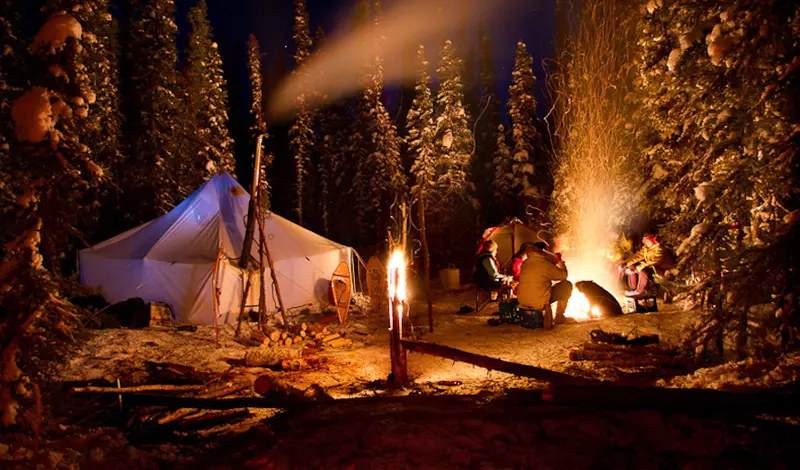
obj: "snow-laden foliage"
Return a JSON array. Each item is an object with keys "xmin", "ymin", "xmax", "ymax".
[
  {"xmin": 352, "ymin": 3, "xmax": 406, "ymax": 247},
  {"xmin": 124, "ymin": 0, "xmax": 185, "ymax": 221},
  {"xmin": 289, "ymin": 0, "xmax": 314, "ymax": 226},
  {"xmin": 406, "ymin": 45, "xmax": 436, "ymax": 201},
  {"xmin": 32, "ymin": 13, "xmax": 82, "ymax": 54},
  {"xmin": 636, "ymin": 0, "xmax": 800, "ymax": 358},
  {"xmin": 247, "ymin": 34, "xmax": 271, "ymax": 211},
  {"xmin": 506, "ymin": 41, "xmax": 538, "ymax": 200},
  {"xmin": 45, "ymin": 0, "xmax": 122, "ymax": 246},
  {"xmin": 1, "ymin": 3, "xmax": 107, "ymax": 427},
  {"xmin": 433, "ymin": 40, "xmax": 473, "ymax": 199},
  {"xmin": 186, "ymin": 0, "xmax": 235, "ymax": 179},
  {"xmin": 492, "ymin": 124, "xmax": 513, "ymax": 204},
  {"xmin": 473, "ymin": 30, "xmax": 502, "ymax": 224}
]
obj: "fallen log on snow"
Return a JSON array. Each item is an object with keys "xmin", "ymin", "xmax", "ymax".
[
  {"xmin": 71, "ymin": 384, "xmax": 204, "ymax": 394},
  {"xmin": 161, "ymin": 409, "xmax": 251, "ymax": 432},
  {"xmin": 155, "ymin": 380, "xmax": 252, "ymax": 425},
  {"xmin": 111, "ymin": 388, "xmax": 800, "ymax": 417},
  {"xmin": 400, "ymin": 340, "xmax": 598, "ymax": 385}
]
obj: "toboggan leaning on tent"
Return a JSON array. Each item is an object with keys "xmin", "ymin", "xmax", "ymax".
[{"xmin": 79, "ymin": 173, "xmax": 355, "ymax": 324}]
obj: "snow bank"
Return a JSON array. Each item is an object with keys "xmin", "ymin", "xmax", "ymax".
[
  {"xmin": 33, "ymin": 14, "xmax": 82, "ymax": 55},
  {"xmin": 11, "ymin": 87, "xmax": 55, "ymax": 143},
  {"xmin": 663, "ymin": 352, "xmax": 800, "ymax": 390}
]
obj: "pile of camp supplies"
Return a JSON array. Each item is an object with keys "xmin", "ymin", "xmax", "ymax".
[{"xmin": 488, "ymin": 299, "xmax": 547, "ymax": 329}]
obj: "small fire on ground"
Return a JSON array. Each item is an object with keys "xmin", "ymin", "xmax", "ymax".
[
  {"xmin": 560, "ymin": 255, "xmax": 623, "ymax": 322},
  {"xmin": 387, "ymin": 249, "xmax": 407, "ymax": 330},
  {"xmin": 564, "ymin": 289, "xmax": 603, "ymax": 322}
]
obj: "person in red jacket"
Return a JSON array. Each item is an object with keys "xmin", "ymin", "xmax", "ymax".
[{"xmin": 509, "ymin": 243, "xmax": 535, "ymax": 281}]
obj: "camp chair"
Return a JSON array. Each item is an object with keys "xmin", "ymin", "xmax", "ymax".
[{"xmin": 476, "ymin": 286, "xmax": 494, "ymax": 312}]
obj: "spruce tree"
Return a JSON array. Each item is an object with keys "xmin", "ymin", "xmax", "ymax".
[
  {"xmin": 186, "ymin": 0, "xmax": 235, "ymax": 178},
  {"xmin": 492, "ymin": 124, "xmax": 513, "ymax": 206},
  {"xmin": 247, "ymin": 34, "xmax": 271, "ymax": 209},
  {"xmin": 351, "ymin": 2, "xmax": 406, "ymax": 246},
  {"xmin": 125, "ymin": 0, "xmax": 185, "ymax": 221},
  {"xmin": 474, "ymin": 30, "xmax": 502, "ymax": 223},
  {"xmin": 507, "ymin": 41, "xmax": 538, "ymax": 201},
  {"xmin": 433, "ymin": 40, "xmax": 473, "ymax": 197},
  {"xmin": 289, "ymin": 0, "xmax": 315, "ymax": 225},
  {"xmin": 636, "ymin": 0, "xmax": 800, "ymax": 358},
  {"xmin": 406, "ymin": 45, "xmax": 436, "ymax": 329},
  {"xmin": 1, "ymin": 7, "xmax": 106, "ymax": 424},
  {"xmin": 407, "ymin": 46, "xmax": 436, "ymax": 203},
  {"xmin": 43, "ymin": 0, "xmax": 121, "ymax": 243}
]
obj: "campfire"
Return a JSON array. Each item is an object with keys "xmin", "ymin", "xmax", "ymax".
[
  {"xmin": 564, "ymin": 290, "xmax": 603, "ymax": 321},
  {"xmin": 559, "ymin": 252, "xmax": 624, "ymax": 322}
]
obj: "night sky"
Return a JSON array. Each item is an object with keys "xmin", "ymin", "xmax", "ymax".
[{"xmin": 174, "ymin": 0, "xmax": 557, "ymax": 122}]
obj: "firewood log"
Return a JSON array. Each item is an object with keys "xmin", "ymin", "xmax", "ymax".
[
  {"xmin": 300, "ymin": 330, "xmax": 307, "ymax": 339},
  {"xmin": 250, "ymin": 329, "xmax": 267, "ymax": 342},
  {"xmin": 284, "ymin": 338, "xmax": 293, "ymax": 346},
  {"xmin": 323, "ymin": 333, "xmax": 341, "ymax": 343},
  {"xmin": 301, "ymin": 322, "xmax": 308, "ymax": 332},
  {"xmin": 327, "ymin": 338, "xmax": 352, "ymax": 348},
  {"xmin": 281, "ymin": 332, "xmax": 289, "ymax": 340},
  {"xmin": 293, "ymin": 336, "xmax": 302, "ymax": 344},
  {"xmin": 269, "ymin": 329, "xmax": 282, "ymax": 343},
  {"xmin": 244, "ymin": 347, "xmax": 301, "ymax": 368}
]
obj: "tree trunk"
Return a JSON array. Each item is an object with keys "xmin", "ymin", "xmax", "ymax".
[{"xmin": 419, "ymin": 192, "xmax": 433, "ymax": 333}]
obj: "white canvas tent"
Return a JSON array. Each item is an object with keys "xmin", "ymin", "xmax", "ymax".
[{"xmin": 79, "ymin": 173, "xmax": 354, "ymax": 324}]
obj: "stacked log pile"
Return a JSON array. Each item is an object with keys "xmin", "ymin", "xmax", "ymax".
[{"xmin": 249, "ymin": 322, "xmax": 354, "ymax": 349}]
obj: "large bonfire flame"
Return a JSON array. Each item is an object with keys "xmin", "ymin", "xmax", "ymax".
[{"xmin": 387, "ymin": 249, "xmax": 407, "ymax": 331}]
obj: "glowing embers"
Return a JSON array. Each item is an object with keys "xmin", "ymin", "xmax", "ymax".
[{"xmin": 387, "ymin": 249, "xmax": 407, "ymax": 331}]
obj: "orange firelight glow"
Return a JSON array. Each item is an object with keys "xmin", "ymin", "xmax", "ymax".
[{"xmin": 387, "ymin": 250, "xmax": 407, "ymax": 331}]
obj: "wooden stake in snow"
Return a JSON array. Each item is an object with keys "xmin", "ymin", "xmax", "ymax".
[{"xmin": 387, "ymin": 250, "xmax": 409, "ymax": 386}]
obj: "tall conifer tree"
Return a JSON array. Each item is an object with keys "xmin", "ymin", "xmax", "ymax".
[
  {"xmin": 352, "ymin": 0, "xmax": 406, "ymax": 246},
  {"xmin": 434, "ymin": 40, "xmax": 473, "ymax": 197},
  {"xmin": 507, "ymin": 41, "xmax": 538, "ymax": 200},
  {"xmin": 247, "ymin": 34, "xmax": 271, "ymax": 209},
  {"xmin": 289, "ymin": 0, "xmax": 315, "ymax": 225},
  {"xmin": 186, "ymin": 0, "xmax": 235, "ymax": 178},
  {"xmin": 406, "ymin": 45, "xmax": 436, "ymax": 328},
  {"xmin": 125, "ymin": 0, "xmax": 185, "ymax": 220},
  {"xmin": 475, "ymin": 30, "xmax": 502, "ymax": 222}
]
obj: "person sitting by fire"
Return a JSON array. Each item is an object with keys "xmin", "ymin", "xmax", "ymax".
[
  {"xmin": 517, "ymin": 242, "xmax": 573, "ymax": 325},
  {"xmin": 622, "ymin": 233, "xmax": 675, "ymax": 297},
  {"xmin": 473, "ymin": 240, "xmax": 511, "ymax": 300}
]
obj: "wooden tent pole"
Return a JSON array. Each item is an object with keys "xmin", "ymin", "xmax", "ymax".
[
  {"xmin": 239, "ymin": 135, "xmax": 264, "ymax": 270},
  {"xmin": 256, "ymin": 200, "xmax": 290, "ymax": 329},
  {"xmin": 212, "ymin": 249, "xmax": 222, "ymax": 347}
]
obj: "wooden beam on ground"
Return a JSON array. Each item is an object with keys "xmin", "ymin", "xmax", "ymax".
[{"xmin": 400, "ymin": 340, "xmax": 599, "ymax": 385}]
